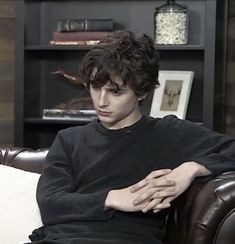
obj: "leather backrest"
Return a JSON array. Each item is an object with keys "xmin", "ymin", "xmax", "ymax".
[{"xmin": 0, "ymin": 147, "xmax": 48, "ymax": 174}]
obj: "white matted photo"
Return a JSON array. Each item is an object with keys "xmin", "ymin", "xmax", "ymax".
[{"xmin": 150, "ymin": 71, "xmax": 194, "ymax": 119}]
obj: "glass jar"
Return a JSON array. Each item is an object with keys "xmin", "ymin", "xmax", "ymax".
[{"xmin": 154, "ymin": 0, "xmax": 189, "ymax": 45}]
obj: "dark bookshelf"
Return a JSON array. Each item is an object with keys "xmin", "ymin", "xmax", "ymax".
[{"xmin": 15, "ymin": 0, "xmax": 224, "ymax": 148}]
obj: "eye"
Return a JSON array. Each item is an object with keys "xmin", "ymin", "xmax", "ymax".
[
  {"xmin": 90, "ymin": 84, "xmax": 100, "ymax": 90},
  {"xmin": 110, "ymin": 89, "xmax": 121, "ymax": 95}
]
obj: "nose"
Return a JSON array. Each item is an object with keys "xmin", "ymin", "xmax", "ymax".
[{"xmin": 98, "ymin": 90, "xmax": 109, "ymax": 107}]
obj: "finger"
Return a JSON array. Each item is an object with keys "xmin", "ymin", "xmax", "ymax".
[
  {"xmin": 152, "ymin": 189, "xmax": 176, "ymax": 199},
  {"xmin": 148, "ymin": 178, "xmax": 176, "ymax": 188},
  {"xmin": 133, "ymin": 184, "xmax": 176, "ymax": 206},
  {"xmin": 153, "ymin": 202, "xmax": 171, "ymax": 213},
  {"xmin": 134, "ymin": 187, "xmax": 176, "ymax": 206},
  {"xmin": 130, "ymin": 179, "xmax": 148, "ymax": 192},
  {"xmin": 131, "ymin": 169, "xmax": 172, "ymax": 192},
  {"xmin": 138, "ymin": 178, "xmax": 176, "ymax": 191},
  {"xmin": 150, "ymin": 185, "xmax": 176, "ymax": 191},
  {"xmin": 161, "ymin": 196, "xmax": 176, "ymax": 204},
  {"xmin": 142, "ymin": 198, "xmax": 163, "ymax": 213},
  {"xmin": 146, "ymin": 169, "xmax": 172, "ymax": 180},
  {"xmin": 152, "ymin": 196, "xmax": 176, "ymax": 213},
  {"xmin": 132, "ymin": 177, "xmax": 176, "ymax": 193},
  {"xmin": 133, "ymin": 188, "xmax": 159, "ymax": 205},
  {"xmin": 140, "ymin": 191, "xmax": 176, "ymax": 212}
]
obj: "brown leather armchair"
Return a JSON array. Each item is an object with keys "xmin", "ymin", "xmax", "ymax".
[{"xmin": 1, "ymin": 147, "xmax": 235, "ymax": 244}]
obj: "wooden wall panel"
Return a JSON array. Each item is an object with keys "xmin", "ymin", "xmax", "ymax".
[
  {"xmin": 0, "ymin": 1, "xmax": 14, "ymax": 18},
  {"xmin": 0, "ymin": 0, "xmax": 15, "ymax": 146},
  {"xmin": 225, "ymin": 1, "xmax": 235, "ymax": 136}
]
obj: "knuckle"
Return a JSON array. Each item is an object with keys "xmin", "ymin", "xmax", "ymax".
[
  {"xmin": 153, "ymin": 192, "xmax": 160, "ymax": 198},
  {"xmin": 145, "ymin": 189, "xmax": 154, "ymax": 198},
  {"xmin": 147, "ymin": 171, "xmax": 155, "ymax": 179},
  {"xmin": 141, "ymin": 179, "xmax": 147, "ymax": 186},
  {"xmin": 148, "ymin": 181, "xmax": 155, "ymax": 188},
  {"xmin": 170, "ymin": 180, "xmax": 176, "ymax": 185},
  {"xmin": 152, "ymin": 181, "xmax": 158, "ymax": 187}
]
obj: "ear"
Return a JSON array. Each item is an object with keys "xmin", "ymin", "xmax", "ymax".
[{"xmin": 137, "ymin": 93, "xmax": 148, "ymax": 102}]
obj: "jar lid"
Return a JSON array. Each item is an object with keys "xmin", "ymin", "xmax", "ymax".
[{"xmin": 155, "ymin": 0, "xmax": 187, "ymax": 13}]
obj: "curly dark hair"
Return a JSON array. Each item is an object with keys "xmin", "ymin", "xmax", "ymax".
[{"xmin": 79, "ymin": 30, "xmax": 159, "ymax": 97}]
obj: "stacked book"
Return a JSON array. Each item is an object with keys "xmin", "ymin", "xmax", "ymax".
[
  {"xmin": 50, "ymin": 19, "xmax": 114, "ymax": 46},
  {"xmin": 43, "ymin": 109, "xmax": 97, "ymax": 121}
]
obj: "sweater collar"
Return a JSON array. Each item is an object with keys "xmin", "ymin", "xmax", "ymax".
[{"xmin": 93, "ymin": 115, "xmax": 148, "ymax": 135}]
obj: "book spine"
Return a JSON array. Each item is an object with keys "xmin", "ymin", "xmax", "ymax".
[
  {"xmin": 52, "ymin": 31, "xmax": 111, "ymax": 41},
  {"xmin": 50, "ymin": 40, "xmax": 100, "ymax": 46},
  {"xmin": 42, "ymin": 109, "xmax": 97, "ymax": 120},
  {"xmin": 57, "ymin": 19, "xmax": 114, "ymax": 32}
]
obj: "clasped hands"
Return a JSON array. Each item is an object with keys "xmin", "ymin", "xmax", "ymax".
[{"xmin": 105, "ymin": 161, "xmax": 211, "ymax": 213}]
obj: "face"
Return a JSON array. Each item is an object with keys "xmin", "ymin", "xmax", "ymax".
[{"xmin": 90, "ymin": 76, "xmax": 142, "ymax": 129}]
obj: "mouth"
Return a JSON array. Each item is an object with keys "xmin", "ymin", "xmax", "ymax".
[{"xmin": 97, "ymin": 110, "xmax": 111, "ymax": 117}]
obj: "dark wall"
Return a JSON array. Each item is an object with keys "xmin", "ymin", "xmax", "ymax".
[{"xmin": 0, "ymin": 0, "xmax": 15, "ymax": 145}]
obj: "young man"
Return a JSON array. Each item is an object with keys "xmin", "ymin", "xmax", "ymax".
[{"xmin": 29, "ymin": 31, "xmax": 235, "ymax": 244}]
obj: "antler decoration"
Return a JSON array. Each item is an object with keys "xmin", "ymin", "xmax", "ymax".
[
  {"xmin": 164, "ymin": 85, "xmax": 181, "ymax": 107},
  {"xmin": 51, "ymin": 69, "xmax": 86, "ymax": 87}
]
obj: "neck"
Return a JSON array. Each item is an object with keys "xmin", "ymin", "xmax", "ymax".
[{"xmin": 102, "ymin": 111, "xmax": 142, "ymax": 130}]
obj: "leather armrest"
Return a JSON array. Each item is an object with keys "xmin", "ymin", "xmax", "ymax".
[{"xmin": 166, "ymin": 172, "xmax": 235, "ymax": 244}]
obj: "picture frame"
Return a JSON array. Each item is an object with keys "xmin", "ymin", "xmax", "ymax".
[{"xmin": 150, "ymin": 70, "xmax": 194, "ymax": 119}]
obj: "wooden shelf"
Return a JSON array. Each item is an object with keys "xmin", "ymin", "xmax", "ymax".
[
  {"xmin": 25, "ymin": 44, "xmax": 204, "ymax": 51},
  {"xmin": 25, "ymin": 45, "xmax": 93, "ymax": 51},
  {"xmin": 24, "ymin": 117, "xmax": 93, "ymax": 125},
  {"xmin": 156, "ymin": 44, "xmax": 205, "ymax": 50}
]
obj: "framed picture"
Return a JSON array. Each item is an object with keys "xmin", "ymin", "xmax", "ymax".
[{"xmin": 150, "ymin": 71, "xmax": 194, "ymax": 119}]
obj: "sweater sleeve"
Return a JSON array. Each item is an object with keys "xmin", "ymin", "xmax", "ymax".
[
  {"xmin": 36, "ymin": 132, "xmax": 114, "ymax": 225},
  {"xmin": 171, "ymin": 116, "xmax": 235, "ymax": 177}
]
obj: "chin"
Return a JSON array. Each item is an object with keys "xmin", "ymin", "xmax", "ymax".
[
  {"xmin": 98, "ymin": 115, "xmax": 113, "ymax": 122},
  {"xmin": 98, "ymin": 116, "xmax": 117, "ymax": 126}
]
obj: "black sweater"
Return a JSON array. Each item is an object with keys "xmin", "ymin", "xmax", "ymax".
[{"xmin": 30, "ymin": 115, "xmax": 235, "ymax": 244}]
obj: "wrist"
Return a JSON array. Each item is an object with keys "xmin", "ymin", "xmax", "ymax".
[
  {"xmin": 105, "ymin": 190, "xmax": 116, "ymax": 209},
  {"xmin": 182, "ymin": 161, "xmax": 211, "ymax": 178}
]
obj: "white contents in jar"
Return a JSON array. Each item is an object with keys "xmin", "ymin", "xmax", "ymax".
[{"xmin": 155, "ymin": 12, "xmax": 187, "ymax": 44}]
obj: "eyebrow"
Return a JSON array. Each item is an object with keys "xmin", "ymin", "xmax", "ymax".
[{"xmin": 108, "ymin": 85, "xmax": 127, "ymax": 91}]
